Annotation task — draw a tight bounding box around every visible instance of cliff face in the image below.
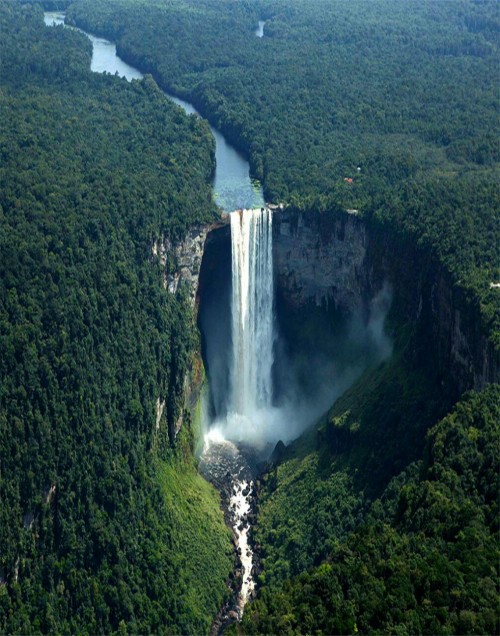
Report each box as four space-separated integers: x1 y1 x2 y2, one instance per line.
160 206 497 443
429 268 498 393
151 218 228 442
273 209 369 315
152 226 211 307
272 207 498 395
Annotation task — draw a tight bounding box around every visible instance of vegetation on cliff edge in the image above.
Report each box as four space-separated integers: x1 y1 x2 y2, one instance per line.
238 384 499 635
66 0 500 345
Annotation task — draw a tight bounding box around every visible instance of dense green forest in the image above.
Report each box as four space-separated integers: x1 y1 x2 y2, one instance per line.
2 0 499 634
239 384 499 635
62 1 499 634
67 0 500 346
0 1 232 632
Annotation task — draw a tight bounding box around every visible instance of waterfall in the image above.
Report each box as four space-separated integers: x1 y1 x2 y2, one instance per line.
229 208 274 419
200 209 274 622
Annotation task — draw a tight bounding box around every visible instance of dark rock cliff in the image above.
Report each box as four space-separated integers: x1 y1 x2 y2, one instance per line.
272 207 498 398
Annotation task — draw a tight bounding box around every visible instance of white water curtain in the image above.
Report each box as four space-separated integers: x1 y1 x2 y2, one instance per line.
229 208 274 417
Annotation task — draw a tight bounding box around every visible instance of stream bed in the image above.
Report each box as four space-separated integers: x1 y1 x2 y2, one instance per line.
199 439 261 629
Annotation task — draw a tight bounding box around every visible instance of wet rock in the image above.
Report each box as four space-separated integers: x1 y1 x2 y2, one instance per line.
200 438 262 632
273 210 367 314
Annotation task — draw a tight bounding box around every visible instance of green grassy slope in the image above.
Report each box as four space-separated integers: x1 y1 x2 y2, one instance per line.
156 434 233 631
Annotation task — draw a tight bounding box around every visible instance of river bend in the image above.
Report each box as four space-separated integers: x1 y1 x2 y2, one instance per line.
44 12 264 212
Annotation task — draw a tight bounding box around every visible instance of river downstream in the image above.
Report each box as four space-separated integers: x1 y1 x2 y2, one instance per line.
199 439 258 624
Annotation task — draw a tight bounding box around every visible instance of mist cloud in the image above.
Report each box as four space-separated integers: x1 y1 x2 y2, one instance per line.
201 281 393 453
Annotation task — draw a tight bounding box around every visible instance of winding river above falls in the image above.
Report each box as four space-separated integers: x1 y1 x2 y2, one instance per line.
44 12 264 212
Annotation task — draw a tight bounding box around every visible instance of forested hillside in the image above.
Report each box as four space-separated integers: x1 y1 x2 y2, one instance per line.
0 2 232 632
240 384 499 635
3 0 499 634
62 2 499 634
67 0 500 346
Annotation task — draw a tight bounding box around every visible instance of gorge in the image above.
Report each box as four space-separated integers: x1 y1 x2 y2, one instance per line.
2 3 497 634
195 205 497 435
43 14 497 449
178 197 499 628
38 13 500 626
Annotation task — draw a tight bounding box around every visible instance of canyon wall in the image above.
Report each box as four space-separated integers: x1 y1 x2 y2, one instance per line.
272 207 499 396
273 209 369 316
151 217 229 442
157 205 498 441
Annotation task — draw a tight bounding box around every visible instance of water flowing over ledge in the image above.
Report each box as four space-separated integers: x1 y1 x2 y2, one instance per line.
230 209 274 418
201 208 274 620
255 21 265 37
46 12 269 621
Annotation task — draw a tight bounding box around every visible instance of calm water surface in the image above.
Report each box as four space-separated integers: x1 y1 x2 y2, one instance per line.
44 12 264 211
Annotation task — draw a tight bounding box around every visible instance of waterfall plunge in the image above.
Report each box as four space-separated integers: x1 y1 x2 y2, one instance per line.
201 208 274 618
205 208 275 446
202 208 394 453
230 208 274 417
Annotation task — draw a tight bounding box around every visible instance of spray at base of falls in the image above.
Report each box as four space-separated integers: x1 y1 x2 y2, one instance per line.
204 207 277 446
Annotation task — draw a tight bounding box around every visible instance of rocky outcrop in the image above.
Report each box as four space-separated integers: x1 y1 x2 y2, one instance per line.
428 267 499 393
196 205 497 406
152 217 229 442
152 215 229 307
155 397 165 431
152 228 206 306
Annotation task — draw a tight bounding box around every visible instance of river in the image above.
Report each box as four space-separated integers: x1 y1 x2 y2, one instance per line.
43 12 264 212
